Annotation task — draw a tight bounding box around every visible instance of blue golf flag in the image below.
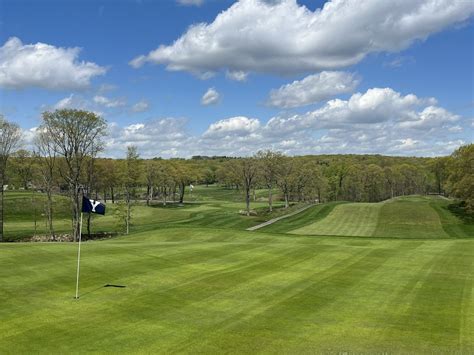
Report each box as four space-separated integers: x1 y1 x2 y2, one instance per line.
82 196 106 215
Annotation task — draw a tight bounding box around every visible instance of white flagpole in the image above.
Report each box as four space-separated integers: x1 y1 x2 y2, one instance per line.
74 212 83 299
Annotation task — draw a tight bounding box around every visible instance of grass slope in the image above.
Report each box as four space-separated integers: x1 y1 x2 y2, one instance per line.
1 230 473 353
256 202 342 234
286 196 470 239
374 196 449 238
291 202 382 237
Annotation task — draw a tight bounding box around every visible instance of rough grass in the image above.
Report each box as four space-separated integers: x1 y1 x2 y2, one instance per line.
1 230 473 353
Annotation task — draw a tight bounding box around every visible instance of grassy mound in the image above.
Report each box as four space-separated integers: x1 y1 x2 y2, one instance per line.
282 196 472 239
374 196 448 238
291 202 382 237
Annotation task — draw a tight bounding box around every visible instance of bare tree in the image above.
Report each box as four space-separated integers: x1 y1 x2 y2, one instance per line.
240 158 259 216
0 116 22 241
35 130 57 238
276 157 295 209
122 146 141 234
145 160 158 206
255 150 284 212
40 109 106 241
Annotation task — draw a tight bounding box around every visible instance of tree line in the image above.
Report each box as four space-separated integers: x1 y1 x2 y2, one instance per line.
1 110 472 241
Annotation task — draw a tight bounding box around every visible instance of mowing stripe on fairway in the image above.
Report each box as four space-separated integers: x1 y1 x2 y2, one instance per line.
290 203 382 237
373 197 449 238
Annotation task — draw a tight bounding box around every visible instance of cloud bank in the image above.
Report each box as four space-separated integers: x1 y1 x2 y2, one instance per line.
130 0 474 77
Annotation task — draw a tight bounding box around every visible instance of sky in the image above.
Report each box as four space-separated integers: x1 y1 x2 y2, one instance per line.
1 0 473 158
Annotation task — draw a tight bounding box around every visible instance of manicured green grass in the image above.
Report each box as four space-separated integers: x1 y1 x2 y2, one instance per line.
2 188 284 240
286 196 471 239
2 189 474 352
290 202 382 237
258 202 343 234
1 229 473 353
374 196 449 238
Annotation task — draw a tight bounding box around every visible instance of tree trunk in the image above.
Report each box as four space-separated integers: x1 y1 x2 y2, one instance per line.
126 190 130 235
103 189 107 203
245 186 251 216
87 212 91 239
284 192 289 209
146 185 151 206
268 186 273 212
0 176 4 242
179 183 185 204
72 185 81 242
46 188 54 237
32 190 37 237
111 187 115 204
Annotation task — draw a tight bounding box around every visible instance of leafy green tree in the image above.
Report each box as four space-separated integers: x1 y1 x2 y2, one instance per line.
11 149 35 190
40 109 107 241
446 144 474 211
173 161 196 204
0 116 22 241
429 157 449 195
145 160 159 206
255 150 284 212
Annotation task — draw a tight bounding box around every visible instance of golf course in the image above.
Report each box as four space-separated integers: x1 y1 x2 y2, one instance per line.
1 188 473 353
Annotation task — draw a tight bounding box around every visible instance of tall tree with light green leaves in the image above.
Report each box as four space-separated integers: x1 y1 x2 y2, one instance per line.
447 144 474 211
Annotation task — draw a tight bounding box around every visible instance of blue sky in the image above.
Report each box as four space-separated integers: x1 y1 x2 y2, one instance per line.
1 0 473 158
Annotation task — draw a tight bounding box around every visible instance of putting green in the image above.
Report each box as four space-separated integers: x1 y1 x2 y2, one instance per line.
290 203 382 237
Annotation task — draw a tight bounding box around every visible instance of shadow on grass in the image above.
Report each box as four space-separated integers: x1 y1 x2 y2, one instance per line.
448 202 474 224
77 284 127 299
147 202 204 209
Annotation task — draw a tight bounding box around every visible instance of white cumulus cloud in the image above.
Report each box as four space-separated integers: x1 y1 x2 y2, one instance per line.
93 95 126 108
268 71 360 108
0 37 106 90
130 0 474 77
203 116 260 138
201 87 220 105
131 100 151 113
177 0 204 6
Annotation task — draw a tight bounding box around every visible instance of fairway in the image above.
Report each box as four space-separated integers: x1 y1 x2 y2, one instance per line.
1 230 474 353
1 193 474 352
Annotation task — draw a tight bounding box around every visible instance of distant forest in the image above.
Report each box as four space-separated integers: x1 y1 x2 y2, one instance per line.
1 111 472 241
5 144 473 210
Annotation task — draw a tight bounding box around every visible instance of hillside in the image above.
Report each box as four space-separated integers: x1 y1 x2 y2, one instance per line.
261 195 474 239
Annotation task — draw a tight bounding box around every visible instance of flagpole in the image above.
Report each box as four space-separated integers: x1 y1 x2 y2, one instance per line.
74 212 83 300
